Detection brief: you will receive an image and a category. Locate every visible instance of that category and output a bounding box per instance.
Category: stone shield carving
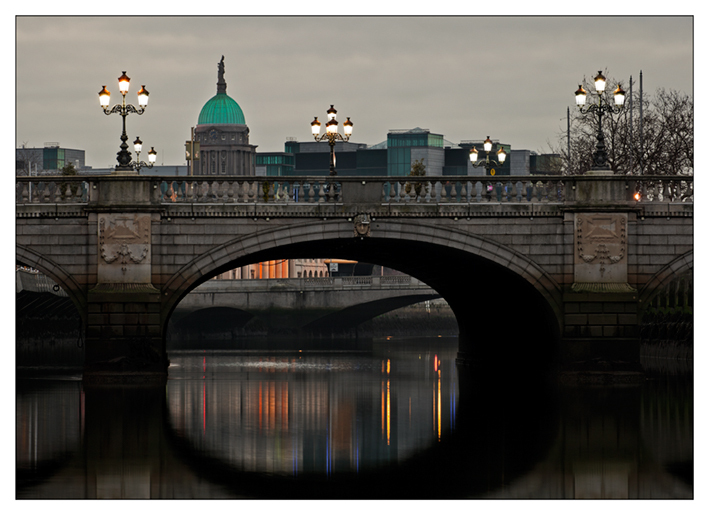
[98,214,151,283]
[574,213,627,284]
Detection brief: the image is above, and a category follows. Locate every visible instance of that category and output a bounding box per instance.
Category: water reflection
[166,343,459,477]
[15,339,692,499]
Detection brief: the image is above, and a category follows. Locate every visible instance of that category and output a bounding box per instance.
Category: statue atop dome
[217,55,226,94]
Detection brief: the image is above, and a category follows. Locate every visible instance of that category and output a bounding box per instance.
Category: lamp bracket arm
[124,104,146,115]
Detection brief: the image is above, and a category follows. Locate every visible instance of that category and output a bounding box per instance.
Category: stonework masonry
[16,173,693,382]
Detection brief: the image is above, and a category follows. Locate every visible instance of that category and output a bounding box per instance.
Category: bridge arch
[639,250,693,307]
[16,243,87,322]
[162,219,563,366]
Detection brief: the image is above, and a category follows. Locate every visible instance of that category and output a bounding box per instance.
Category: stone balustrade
[192,275,421,293]
[15,174,694,209]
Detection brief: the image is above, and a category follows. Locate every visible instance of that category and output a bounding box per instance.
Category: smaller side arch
[639,250,693,306]
[16,244,87,322]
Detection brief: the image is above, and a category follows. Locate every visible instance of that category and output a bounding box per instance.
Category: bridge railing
[15,175,693,206]
[15,177,90,204]
[199,275,424,291]
[151,176,568,204]
[152,175,694,205]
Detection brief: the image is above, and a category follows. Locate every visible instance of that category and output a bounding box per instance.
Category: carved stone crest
[353,214,371,239]
[574,213,627,284]
[98,214,151,283]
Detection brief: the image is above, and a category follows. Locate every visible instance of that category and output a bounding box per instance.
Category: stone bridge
[170,275,440,336]
[15,173,693,383]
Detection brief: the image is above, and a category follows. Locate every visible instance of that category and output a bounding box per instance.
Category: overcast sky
[15,15,693,168]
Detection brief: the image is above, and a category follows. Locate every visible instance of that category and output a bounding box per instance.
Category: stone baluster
[216,180,225,202]
[192,181,202,202]
[387,181,397,203]
[201,181,211,202]
[49,181,60,203]
[669,180,678,202]
[272,181,281,203]
[535,180,543,202]
[472,181,481,203]
[232,180,243,202]
[315,181,324,203]
[69,182,79,203]
[166,181,175,201]
[482,180,491,202]
[189,181,199,202]
[288,180,299,203]
[440,181,450,204]
[328,181,338,202]
[243,180,253,203]
[459,180,469,203]
[682,179,693,201]
[17,182,25,204]
[303,181,313,203]
[170,181,180,202]
[40,182,50,203]
[184,181,193,203]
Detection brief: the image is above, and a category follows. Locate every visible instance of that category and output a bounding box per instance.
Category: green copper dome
[197,56,246,125]
[198,92,246,125]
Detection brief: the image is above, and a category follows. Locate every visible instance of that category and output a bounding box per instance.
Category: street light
[575,70,625,170]
[131,137,157,172]
[469,136,507,175]
[99,71,154,173]
[311,104,353,176]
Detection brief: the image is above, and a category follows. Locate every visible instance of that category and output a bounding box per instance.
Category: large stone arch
[160,220,564,366]
[16,243,87,322]
[639,250,693,306]
[162,220,563,322]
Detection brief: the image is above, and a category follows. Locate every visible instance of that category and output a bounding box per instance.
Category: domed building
[194,56,256,175]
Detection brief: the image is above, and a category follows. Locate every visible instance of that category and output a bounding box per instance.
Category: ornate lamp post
[131,137,157,172]
[311,105,353,176]
[469,136,507,175]
[575,70,625,170]
[99,71,154,173]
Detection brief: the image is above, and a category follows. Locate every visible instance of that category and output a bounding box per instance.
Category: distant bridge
[169,275,440,336]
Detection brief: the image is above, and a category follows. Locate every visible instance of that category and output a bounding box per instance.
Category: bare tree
[16,143,42,176]
[551,80,693,176]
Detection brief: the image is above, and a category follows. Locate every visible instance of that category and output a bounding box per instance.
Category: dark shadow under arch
[163,231,562,371]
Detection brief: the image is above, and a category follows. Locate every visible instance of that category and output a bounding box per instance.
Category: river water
[16,337,692,499]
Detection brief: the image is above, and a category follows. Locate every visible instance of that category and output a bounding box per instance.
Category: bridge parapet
[16,175,693,214]
[193,275,428,293]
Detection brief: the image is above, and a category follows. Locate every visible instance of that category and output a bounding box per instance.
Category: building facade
[215,259,329,280]
[192,56,256,176]
[16,144,85,175]
[253,128,559,178]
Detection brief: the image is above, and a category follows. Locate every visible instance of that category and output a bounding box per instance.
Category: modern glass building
[255,152,295,176]
[387,128,445,176]
[15,144,85,174]
[262,128,530,177]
